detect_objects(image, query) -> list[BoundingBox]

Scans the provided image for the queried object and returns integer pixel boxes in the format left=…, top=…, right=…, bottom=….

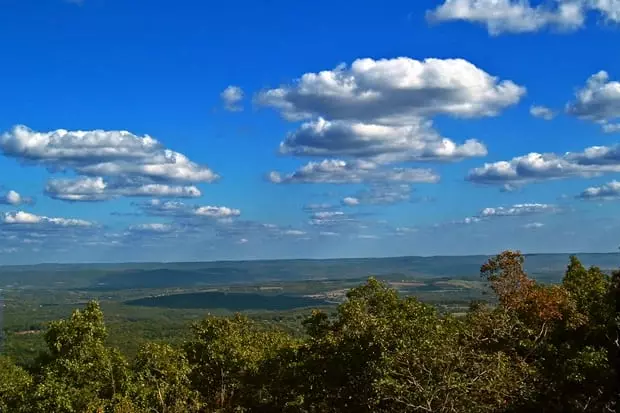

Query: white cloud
left=354, top=184, right=413, bottom=205
left=457, top=216, right=483, bottom=225
left=259, top=57, right=522, bottom=187
left=45, top=176, right=202, bottom=202
left=602, top=123, right=620, bottom=133
left=0, top=126, right=218, bottom=192
left=269, top=159, right=440, bottom=184
left=467, top=144, right=620, bottom=186
left=319, top=231, right=340, bottom=236
left=194, top=205, right=241, bottom=218
left=357, top=234, right=380, bottom=239
left=221, top=85, right=244, bottom=112
left=258, top=57, right=524, bottom=122
left=427, top=0, right=620, bottom=35
left=1, top=211, right=94, bottom=227
left=427, top=0, right=586, bottom=35
left=566, top=71, right=620, bottom=131
left=480, top=203, right=559, bottom=217
left=530, top=105, right=556, bottom=120
left=283, top=229, right=307, bottom=236
left=128, top=223, right=175, bottom=233
left=440, top=203, right=558, bottom=229
left=395, top=226, right=418, bottom=235
left=309, top=210, right=354, bottom=226
left=278, top=117, right=487, bottom=163
left=0, top=190, right=33, bottom=206
left=577, top=180, right=620, bottom=200
left=342, top=197, right=360, bottom=206
left=136, top=199, right=242, bottom=221
left=523, top=222, right=545, bottom=229
left=238, top=238, right=249, bottom=244
left=303, top=203, right=334, bottom=211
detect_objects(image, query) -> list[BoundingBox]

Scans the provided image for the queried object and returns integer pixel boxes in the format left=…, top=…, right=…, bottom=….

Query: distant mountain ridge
left=1, top=253, right=619, bottom=290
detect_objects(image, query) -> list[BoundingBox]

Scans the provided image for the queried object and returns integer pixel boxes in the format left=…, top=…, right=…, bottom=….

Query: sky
left=0, top=0, right=620, bottom=264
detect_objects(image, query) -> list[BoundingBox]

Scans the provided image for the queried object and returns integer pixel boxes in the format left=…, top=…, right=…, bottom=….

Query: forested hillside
left=1, top=251, right=619, bottom=412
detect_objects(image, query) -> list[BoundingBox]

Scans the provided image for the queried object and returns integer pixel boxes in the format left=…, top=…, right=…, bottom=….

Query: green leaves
left=1, top=254, right=619, bottom=412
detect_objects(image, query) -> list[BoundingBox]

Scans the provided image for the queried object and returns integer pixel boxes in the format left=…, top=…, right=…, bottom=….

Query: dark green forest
left=1, top=251, right=619, bottom=412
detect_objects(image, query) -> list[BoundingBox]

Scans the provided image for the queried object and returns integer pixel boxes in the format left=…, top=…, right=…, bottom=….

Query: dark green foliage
left=0, top=253, right=618, bottom=412
left=126, top=291, right=328, bottom=311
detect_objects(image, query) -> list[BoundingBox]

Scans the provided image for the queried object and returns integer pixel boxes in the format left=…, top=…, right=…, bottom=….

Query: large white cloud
left=1, top=125, right=218, bottom=200
left=278, top=117, right=487, bottom=162
left=258, top=57, right=521, bottom=185
left=577, top=180, right=620, bottom=200
left=268, top=159, right=440, bottom=184
left=427, top=0, right=620, bottom=35
left=258, top=57, right=524, bottom=122
left=566, top=71, right=620, bottom=131
left=45, top=176, right=201, bottom=202
left=467, top=144, right=620, bottom=186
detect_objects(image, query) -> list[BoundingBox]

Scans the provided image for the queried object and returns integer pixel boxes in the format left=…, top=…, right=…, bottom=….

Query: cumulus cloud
left=480, top=203, right=559, bottom=217
left=577, top=180, right=620, bottom=200
left=0, top=125, right=218, bottom=200
left=258, top=57, right=524, bottom=122
left=427, top=0, right=620, bottom=35
left=566, top=71, right=620, bottom=131
left=135, top=199, right=241, bottom=221
left=258, top=57, right=522, bottom=186
left=427, top=0, right=585, bottom=35
left=195, top=205, right=241, bottom=218
left=221, top=85, right=244, bottom=112
left=342, top=197, right=360, bottom=206
left=278, top=117, right=487, bottom=163
left=269, top=159, right=440, bottom=184
left=45, top=176, right=202, bottom=202
left=1, top=211, right=94, bottom=228
left=530, top=105, right=556, bottom=120
left=0, top=190, right=34, bottom=206
left=467, top=143, right=620, bottom=186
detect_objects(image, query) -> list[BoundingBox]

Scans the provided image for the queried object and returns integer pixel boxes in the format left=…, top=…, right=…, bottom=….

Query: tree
left=0, top=356, right=32, bottom=412
left=131, top=342, right=201, bottom=413
left=184, top=313, right=295, bottom=411
left=29, top=301, right=131, bottom=413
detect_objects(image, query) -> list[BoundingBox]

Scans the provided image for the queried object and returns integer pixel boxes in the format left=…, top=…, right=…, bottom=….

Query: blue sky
left=1, top=0, right=620, bottom=263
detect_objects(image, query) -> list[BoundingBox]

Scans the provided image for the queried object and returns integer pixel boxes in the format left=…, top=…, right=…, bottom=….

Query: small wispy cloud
left=530, top=105, right=556, bottom=120
left=221, top=85, right=244, bottom=112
